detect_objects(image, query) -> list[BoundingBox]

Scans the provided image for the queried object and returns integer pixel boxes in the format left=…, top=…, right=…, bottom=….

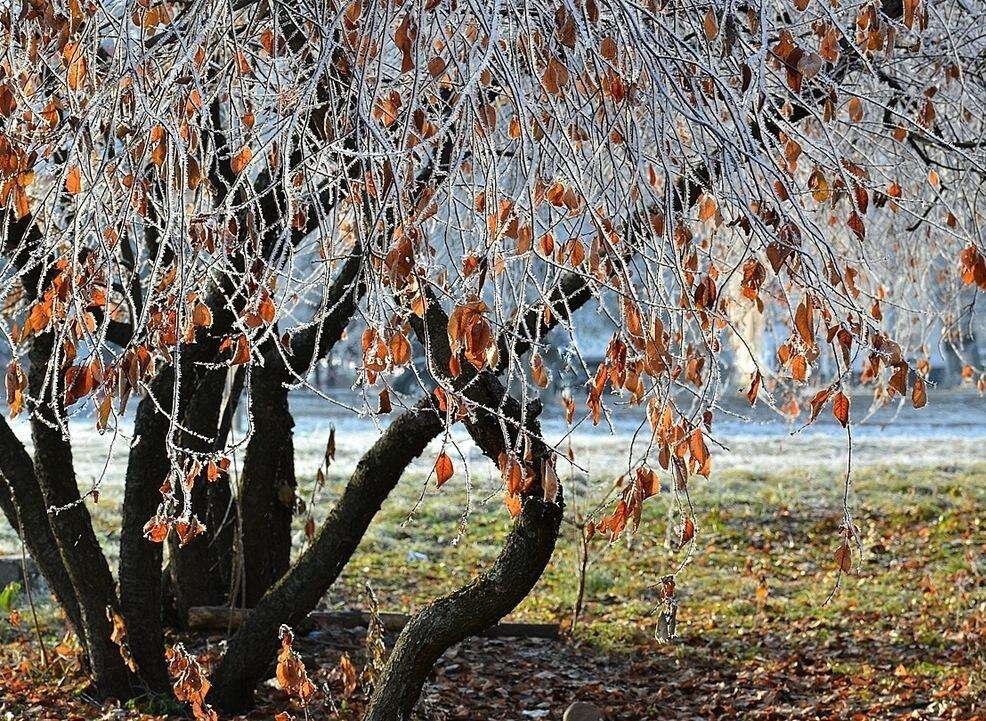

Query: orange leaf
left=679, top=516, right=695, bottom=549
left=435, top=452, right=453, bottom=487
left=230, top=146, right=252, bottom=174
left=143, top=516, right=170, bottom=543
left=505, top=492, right=522, bottom=517
left=832, top=390, right=850, bottom=427
left=703, top=7, right=719, bottom=39
left=65, top=165, right=82, bottom=194
left=912, top=375, right=927, bottom=408
left=231, top=334, right=251, bottom=364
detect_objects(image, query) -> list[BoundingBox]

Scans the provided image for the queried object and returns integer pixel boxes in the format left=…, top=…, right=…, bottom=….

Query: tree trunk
left=117, top=366, right=178, bottom=692
left=238, top=349, right=295, bottom=607
left=0, top=419, right=85, bottom=640
left=28, top=334, right=140, bottom=699
left=207, top=400, right=443, bottom=713
left=363, top=496, right=563, bottom=721
left=168, top=364, right=243, bottom=618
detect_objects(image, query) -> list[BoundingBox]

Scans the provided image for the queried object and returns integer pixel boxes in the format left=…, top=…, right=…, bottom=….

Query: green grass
left=2, top=462, right=982, bottom=718
left=304, top=463, right=985, bottom=660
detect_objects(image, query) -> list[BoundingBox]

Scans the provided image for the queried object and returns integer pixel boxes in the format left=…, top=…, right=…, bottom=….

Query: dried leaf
left=435, top=452, right=453, bottom=487
left=912, top=375, right=927, bottom=408
left=832, top=390, right=850, bottom=427
left=230, top=146, right=252, bottom=174
left=65, top=165, right=82, bottom=194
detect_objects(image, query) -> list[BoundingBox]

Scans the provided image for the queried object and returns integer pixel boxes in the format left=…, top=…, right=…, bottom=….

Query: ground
left=1, top=454, right=983, bottom=720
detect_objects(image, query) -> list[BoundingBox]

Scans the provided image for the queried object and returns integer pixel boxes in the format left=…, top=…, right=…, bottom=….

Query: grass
left=1, top=461, right=983, bottom=719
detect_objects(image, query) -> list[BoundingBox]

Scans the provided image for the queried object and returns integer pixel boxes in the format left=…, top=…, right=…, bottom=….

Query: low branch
left=364, top=497, right=563, bottom=721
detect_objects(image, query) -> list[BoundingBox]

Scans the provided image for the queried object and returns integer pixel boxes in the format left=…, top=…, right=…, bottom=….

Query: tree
left=1, top=0, right=984, bottom=717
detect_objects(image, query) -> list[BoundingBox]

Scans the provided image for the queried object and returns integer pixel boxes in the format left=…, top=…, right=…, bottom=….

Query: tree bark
left=207, top=400, right=443, bottom=713
left=117, top=366, right=177, bottom=692
left=27, top=334, right=141, bottom=699
left=363, top=496, right=562, bottom=721
left=0, top=419, right=85, bottom=640
left=238, top=347, right=295, bottom=607
left=168, top=363, right=244, bottom=617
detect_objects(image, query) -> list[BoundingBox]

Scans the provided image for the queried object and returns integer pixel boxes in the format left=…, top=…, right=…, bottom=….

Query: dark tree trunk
left=168, top=364, right=244, bottom=618
left=0, top=419, right=85, bottom=640
left=117, top=366, right=178, bottom=692
left=238, top=348, right=295, bottom=607
left=28, top=334, right=141, bottom=699
left=360, top=287, right=566, bottom=721
left=207, top=400, right=443, bottom=713
left=364, top=496, right=562, bottom=721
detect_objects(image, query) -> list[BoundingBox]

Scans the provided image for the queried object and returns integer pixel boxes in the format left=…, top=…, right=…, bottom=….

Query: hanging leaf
left=230, top=146, right=252, bottom=174
left=678, top=516, right=695, bottom=549
left=703, top=7, right=719, bottom=39
left=912, top=376, right=927, bottom=408
left=65, top=165, right=82, bottom=194
left=832, top=390, right=850, bottom=427
left=378, top=387, right=392, bottom=414
left=276, top=626, right=316, bottom=705
left=746, top=370, right=762, bottom=406
left=435, top=452, right=453, bottom=487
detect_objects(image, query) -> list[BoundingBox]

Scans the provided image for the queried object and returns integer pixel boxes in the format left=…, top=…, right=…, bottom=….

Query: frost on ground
left=1, top=388, right=983, bottom=559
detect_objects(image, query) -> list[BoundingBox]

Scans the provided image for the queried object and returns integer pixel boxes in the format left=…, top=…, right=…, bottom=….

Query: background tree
left=0, top=0, right=984, bottom=718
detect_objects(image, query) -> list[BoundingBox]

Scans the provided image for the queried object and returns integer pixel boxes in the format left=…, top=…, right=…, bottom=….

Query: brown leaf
left=889, top=363, right=908, bottom=396
left=230, top=146, right=252, bottom=174
left=912, top=375, right=927, bottom=408
left=542, top=460, right=559, bottom=503
left=834, top=543, right=852, bottom=572
left=848, top=97, right=864, bottom=122
left=339, top=653, right=358, bottom=698
left=746, top=370, right=762, bottom=406
left=703, top=7, right=719, bottom=39
left=679, top=516, right=695, bottom=549
left=807, top=388, right=833, bottom=424
left=231, top=334, right=251, bottom=365
left=505, top=492, right=522, bottom=517
left=107, top=608, right=138, bottom=672
left=795, top=299, right=815, bottom=348
left=143, top=516, right=170, bottom=543
left=832, top=390, right=850, bottom=427
left=378, top=387, right=392, bottom=414
left=435, top=452, right=453, bottom=487
left=276, top=626, right=316, bottom=705
left=192, top=302, right=212, bottom=328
